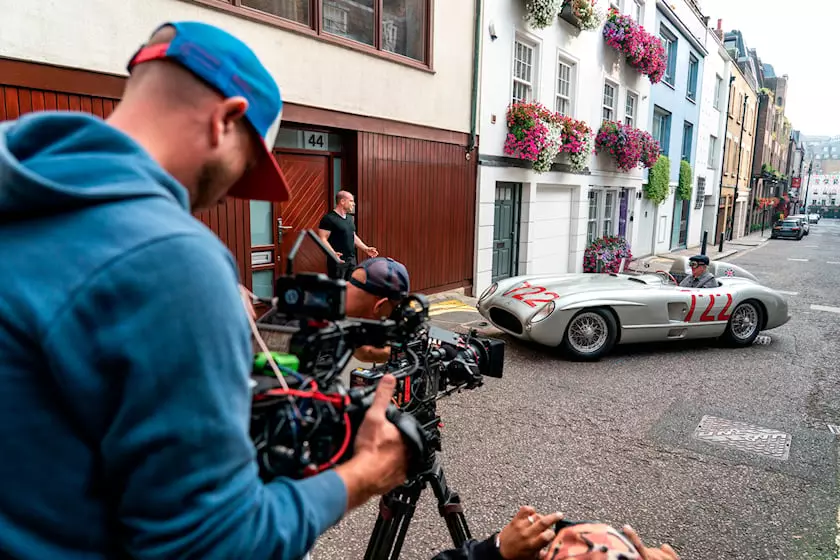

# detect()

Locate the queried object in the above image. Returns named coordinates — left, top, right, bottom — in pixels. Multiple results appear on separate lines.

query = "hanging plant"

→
left=594, top=121, right=660, bottom=172
left=583, top=236, right=633, bottom=273
left=644, top=155, right=670, bottom=204
left=524, top=0, right=562, bottom=29
left=602, top=9, right=667, bottom=83
left=561, top=0, right=603, bottom=30
left=504, top=101, right=593, bottom=174
left=677, top=159, right=692, bottom=200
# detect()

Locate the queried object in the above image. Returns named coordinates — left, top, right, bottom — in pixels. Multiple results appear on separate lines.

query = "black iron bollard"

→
left=718, top=231, right=725, bottom=253
left=701, top=230, right=708, bottom=255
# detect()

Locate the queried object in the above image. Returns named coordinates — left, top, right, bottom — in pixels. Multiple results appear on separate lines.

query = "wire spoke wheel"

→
left=567, top=312, right=609, bottom=354
left=730, top=303, right=759, bottom=341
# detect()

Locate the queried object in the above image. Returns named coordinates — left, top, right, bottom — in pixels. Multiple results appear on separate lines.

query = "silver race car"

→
left=476, top=257, right=791, bottom=361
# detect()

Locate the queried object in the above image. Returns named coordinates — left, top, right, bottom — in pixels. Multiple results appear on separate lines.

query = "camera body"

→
left=248, top=230, right=504, bottom=482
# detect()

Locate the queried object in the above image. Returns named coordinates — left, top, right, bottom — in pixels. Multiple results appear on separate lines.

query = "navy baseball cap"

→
left=127, top=21, right=290, bottom=202
left=350, top=258, right=411, bottom=300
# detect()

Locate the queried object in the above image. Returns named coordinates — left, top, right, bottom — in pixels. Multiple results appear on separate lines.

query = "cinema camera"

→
left=247, top=230, right=504, bottom=560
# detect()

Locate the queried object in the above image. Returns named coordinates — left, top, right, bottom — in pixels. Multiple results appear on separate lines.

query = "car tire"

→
left=561, top=308, right=618, bottom=361
left=720, top=300, right=764, bottom=347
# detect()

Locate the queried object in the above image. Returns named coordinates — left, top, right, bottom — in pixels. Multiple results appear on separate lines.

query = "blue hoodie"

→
left=0, top=112, right=347, bottom=559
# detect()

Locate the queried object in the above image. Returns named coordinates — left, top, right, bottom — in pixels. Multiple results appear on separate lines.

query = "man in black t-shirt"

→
left=318, top=190, right=378, bottom=279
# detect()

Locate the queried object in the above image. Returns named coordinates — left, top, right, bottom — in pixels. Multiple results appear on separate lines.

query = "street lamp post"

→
left=802, top=160, right=813, bottom=215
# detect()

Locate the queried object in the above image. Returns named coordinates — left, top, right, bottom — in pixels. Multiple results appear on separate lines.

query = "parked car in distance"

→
left=770, top=218, right=805, bottom=240
left=808, top=213, right=820, bottom=224
left=788, top=214, right=810, bottom=235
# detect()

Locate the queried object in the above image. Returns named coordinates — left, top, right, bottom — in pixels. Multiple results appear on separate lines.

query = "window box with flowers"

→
left=559, top=0, right=604, bottom=31
left=523, top=0, right=562, bottom=29
left=594, top=121, right=661, bottom=173
left=602, top=9, right=666, bottom=84
left=504, top=101, right=594, bottom=173
left=583, top=236, right=633, bottom=273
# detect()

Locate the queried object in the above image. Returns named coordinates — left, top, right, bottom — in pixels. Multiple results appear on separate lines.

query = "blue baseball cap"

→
left=127, top=21, right=290, bottom=202
left=350, top=258, right=411, bottom=300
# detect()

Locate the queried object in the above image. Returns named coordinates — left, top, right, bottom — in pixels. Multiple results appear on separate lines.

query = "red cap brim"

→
left=228, top=142, right=291, bottom=202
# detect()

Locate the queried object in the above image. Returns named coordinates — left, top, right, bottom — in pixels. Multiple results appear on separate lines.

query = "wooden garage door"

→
left=0, top=85, right=118, bottom=121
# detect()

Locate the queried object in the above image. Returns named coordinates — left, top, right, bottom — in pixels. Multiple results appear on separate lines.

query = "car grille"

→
left=489, top=307, right=523, bottom=334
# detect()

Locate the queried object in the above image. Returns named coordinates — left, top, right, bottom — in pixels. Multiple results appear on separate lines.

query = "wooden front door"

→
left=248, top=152, right=331, bottom=310
left=491, top=182, right=521, bottom=283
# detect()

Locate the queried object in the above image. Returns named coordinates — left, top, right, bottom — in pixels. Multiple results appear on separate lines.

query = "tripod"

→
left=363, top=452, right=472, bottom=559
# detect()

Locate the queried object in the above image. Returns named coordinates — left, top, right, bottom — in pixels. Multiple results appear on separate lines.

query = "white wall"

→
left=473, top=0, right=653, bottom=294
left=0, top=0, right=475, bottom=133
left=690, top=31, right=730, bottom=248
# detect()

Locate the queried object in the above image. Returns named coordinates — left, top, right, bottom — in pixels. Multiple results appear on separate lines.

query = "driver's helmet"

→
left=544, top=521, right=641, bottom=559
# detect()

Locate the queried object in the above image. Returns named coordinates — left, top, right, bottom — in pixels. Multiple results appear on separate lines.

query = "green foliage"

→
left=677, top=159, right=692, bottom=200
left=759, top=87, right=772, bottom=97
left=644, top=155, right=670, bottom=204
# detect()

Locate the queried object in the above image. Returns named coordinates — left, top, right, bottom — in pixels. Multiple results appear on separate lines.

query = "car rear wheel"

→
left=561, top=308, right=618, bottom=361
left=720, top=300, right=764, bottom=347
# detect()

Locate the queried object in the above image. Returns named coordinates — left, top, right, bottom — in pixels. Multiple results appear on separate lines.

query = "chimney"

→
left=714, top=18, right=724, bottom=40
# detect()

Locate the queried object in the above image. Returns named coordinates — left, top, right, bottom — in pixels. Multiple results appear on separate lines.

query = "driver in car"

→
left=679, top=254, right=718, bottom=288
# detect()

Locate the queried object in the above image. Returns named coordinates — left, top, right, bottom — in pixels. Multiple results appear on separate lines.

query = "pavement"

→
left=310, top=219, right=840, bottom=560
left=634, top=230, right=771, bottom=273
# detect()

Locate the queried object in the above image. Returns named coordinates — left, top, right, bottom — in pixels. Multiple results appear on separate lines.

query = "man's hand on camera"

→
left=335, top=374, right=407, bottom=511
left=497, top=506, right=563, bottom=560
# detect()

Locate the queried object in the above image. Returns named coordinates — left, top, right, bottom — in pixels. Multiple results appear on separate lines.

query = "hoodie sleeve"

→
left=41, top=233, right=347, bottom=560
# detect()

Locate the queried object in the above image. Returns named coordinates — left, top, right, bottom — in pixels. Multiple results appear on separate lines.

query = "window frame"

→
left=686, top=53, right=699, bottom=103
left=681, top=121, right=694, bottom=163
left=512, top=35, right=539, bottom=104
left=713, top=74, right=723, bottom=110
left=587, top=188, right=621, bottom=243
left=624, top=89, right=637, bottom=128
left=659, top=25, right=678, bottom=86
left=652, top=105, right=671, bottom=157
left=708, top=135, right=717, bottom=169
left=183, top=0, right=435, bottom=71
left=555, top=50, right=577, bottom=117
left=602, top=79, right=618, bottom=124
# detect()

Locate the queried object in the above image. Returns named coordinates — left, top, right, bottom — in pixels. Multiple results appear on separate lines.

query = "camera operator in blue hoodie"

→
left=0, top=21, right=408, bottom=560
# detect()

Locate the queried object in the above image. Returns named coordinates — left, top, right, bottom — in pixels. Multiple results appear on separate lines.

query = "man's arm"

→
left=43, top=234, right=348, bottom=559
left=354, top=344, right=391, bottom=363
left=354, top=233, right=378, bottom=257
left=317, top=227, right=344, bottom=262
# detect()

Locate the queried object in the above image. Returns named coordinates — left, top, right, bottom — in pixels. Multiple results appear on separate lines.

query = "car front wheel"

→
left=720, top=300, right=764, bottom=347
left=561, top=308, right=618, bottom=361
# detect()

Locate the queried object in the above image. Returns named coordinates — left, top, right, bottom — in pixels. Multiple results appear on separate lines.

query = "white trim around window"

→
left=602, top=78, right=619, bottom=124
left=586, top=188, right=621, bottom=244
left=555, top=48, right=579, bottom=117
left=624, top=88, right=638, bottom=128
left=511, top=32, right=540, bottom=104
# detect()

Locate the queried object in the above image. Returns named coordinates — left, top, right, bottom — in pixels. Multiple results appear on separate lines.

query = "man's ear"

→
left=372, top=297, right=390, bottom=318
left=210, top=96, right=249, bottom=148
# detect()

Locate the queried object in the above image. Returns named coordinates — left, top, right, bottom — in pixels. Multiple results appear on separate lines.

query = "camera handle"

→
left=363, top=453, right=471, bottom=560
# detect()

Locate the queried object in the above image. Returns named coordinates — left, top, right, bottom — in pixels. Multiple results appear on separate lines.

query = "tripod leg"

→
left=364, top=483, right=423, bottom=560
left=426, top=464, right=472, bottom=548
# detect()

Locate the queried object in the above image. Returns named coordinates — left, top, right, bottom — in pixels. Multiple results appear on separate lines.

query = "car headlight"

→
left=479, top=282, right=498, bottom=302
left=529, top=300, right=555, bottom=323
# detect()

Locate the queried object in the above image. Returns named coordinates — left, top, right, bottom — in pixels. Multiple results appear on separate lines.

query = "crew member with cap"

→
left=679, top=254, right=718, bottom=288
left=0, top=21, right=407, bottom=559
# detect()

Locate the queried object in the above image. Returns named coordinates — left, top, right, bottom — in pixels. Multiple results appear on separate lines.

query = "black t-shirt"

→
left=318, top=211, right=356, bottom=261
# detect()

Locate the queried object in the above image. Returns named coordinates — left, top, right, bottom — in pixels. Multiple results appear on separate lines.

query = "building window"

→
left=652, top=106, right=671, bottom=156
left=660, top=26, right=677, bottom=85
left=512, top=39, right=536, bottom=103
left=587, top=190, right=599, bottom=243
left=602, top=80, right=617, bottom=123
left=686, top=54, right=699, bottom=102
left=556, top=55, right=574, bottom=115
left=713, top=75, right=723, bottom=110
left=682, top=122, right=693, bottom=162
left=624, top=92, right=637, bottom=127
left=708, top=135, right=717, bottom=168
left=695, top=177, right=706, bottom=210
left=603, top=191, right=615, bottom=236
left=207, top=0, right=431, bottom=65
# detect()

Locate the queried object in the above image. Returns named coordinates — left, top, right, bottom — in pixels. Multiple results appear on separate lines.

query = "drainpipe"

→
left=466, top=0, right=482, bottom=154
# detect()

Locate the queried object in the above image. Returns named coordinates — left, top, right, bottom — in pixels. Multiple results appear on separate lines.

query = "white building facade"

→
left=689, top=23, right=730, bottom=248
left=473, top=0, right=654, bottom=296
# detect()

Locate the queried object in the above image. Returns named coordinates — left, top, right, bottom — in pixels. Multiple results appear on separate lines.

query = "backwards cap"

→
left=127, top=21, right=290, bottom=202
left=350, top=258, right=410, bottom=301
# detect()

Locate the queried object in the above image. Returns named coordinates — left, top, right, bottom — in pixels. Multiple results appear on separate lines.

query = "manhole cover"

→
left=692, top=415, right=791, bottom=460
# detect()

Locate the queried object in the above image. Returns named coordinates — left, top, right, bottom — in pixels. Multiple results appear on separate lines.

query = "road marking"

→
left=828, top=262, right=840, bottom=265
left=775, top=290, right=799, bottom=295
left=805, top=245, right=818, bottom=248
left=429, top=300, right=478, bottom=316
left=811, top=304, right=840, bottom=314
left=788, top=258, right=809, bottom=262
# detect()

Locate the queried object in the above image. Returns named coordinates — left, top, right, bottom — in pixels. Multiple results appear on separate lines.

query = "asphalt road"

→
left=311, top=219, right=840, bottom=560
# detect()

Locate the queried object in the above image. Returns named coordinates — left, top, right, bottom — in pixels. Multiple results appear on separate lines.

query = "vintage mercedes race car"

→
left=476, top=257, right=791, bottom=361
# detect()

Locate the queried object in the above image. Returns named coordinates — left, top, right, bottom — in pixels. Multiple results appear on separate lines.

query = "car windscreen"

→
left=782, top=220, right=799, bottom=226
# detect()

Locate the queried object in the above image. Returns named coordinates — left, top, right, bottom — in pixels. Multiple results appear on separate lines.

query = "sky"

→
left=699, top=0, right=838, bottom=137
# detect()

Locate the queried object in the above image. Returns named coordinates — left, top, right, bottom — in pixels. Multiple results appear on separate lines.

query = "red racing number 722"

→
left=502, top=281, right=560, bottom=308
